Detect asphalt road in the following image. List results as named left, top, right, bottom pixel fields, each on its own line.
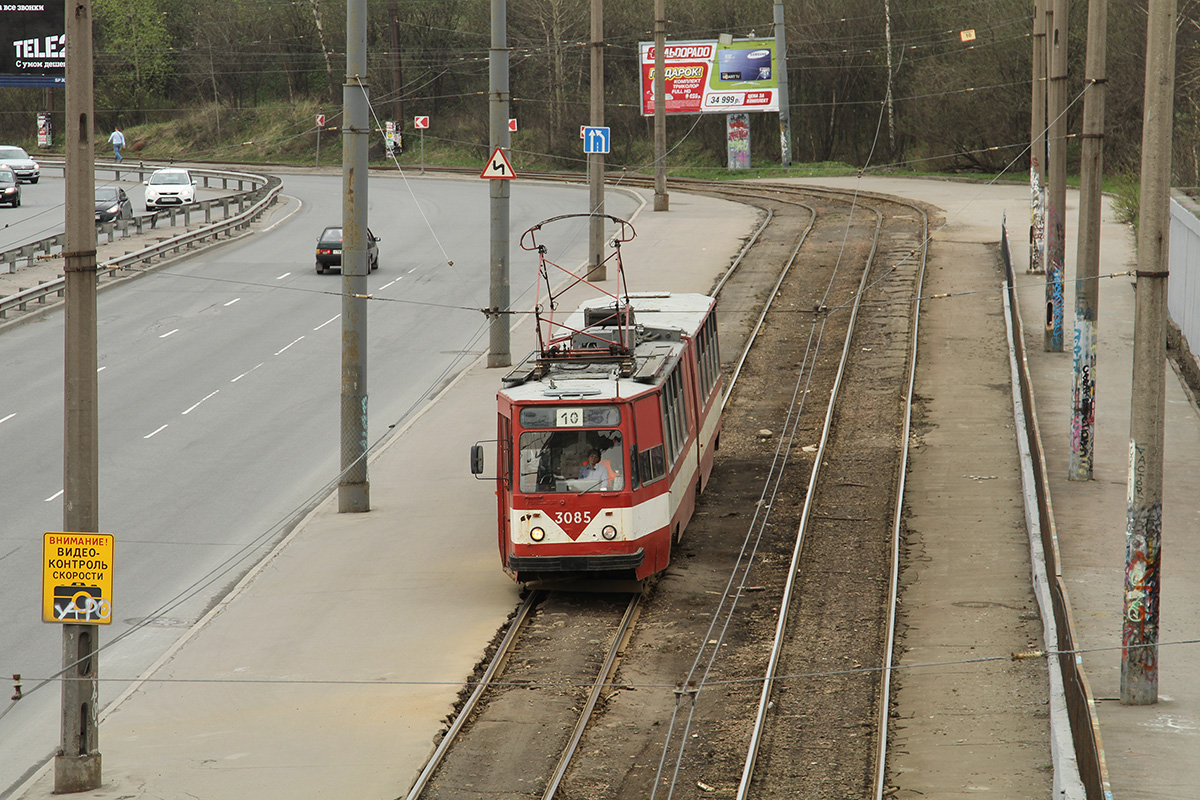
left=0, top=170, right=639, bottom=797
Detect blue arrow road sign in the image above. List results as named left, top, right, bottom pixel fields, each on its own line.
left=583, top=126, right=611, bottom=154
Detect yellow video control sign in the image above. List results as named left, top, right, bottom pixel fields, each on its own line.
left=42, top=532, right=114, bottom=625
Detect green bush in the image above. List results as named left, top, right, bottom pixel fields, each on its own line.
left=1111, top=172, right=1140, bottom=239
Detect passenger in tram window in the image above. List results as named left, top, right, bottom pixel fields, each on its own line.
left=579, top=449, right=617, bottom=489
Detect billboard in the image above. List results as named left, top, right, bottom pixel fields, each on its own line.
left=639, top=39, right=779, bottom=116
left=1, top=3, right=66, bottom=87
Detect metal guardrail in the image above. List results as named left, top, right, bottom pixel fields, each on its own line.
left=1001, top=220, right=1111, bottom=800
left=0, top=167, right=282, bottom=320
left=0, top=162, right=271, bottom=275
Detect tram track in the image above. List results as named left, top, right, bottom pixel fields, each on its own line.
left=626, top=180, right=928, bottom=800
left=406, top=590, right=641, bottom=800
left=401, top=174, right=932, bottom=799
left=721, top=186, right=928, bottom=800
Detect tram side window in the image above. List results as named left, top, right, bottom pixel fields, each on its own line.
left=695, top=313, right=720, bottom=398
left=662, top=368, right=688, bottom=465
left=638, top=444, right=666, bottom=485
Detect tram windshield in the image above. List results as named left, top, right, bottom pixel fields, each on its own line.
left=518, top=429, right=624, bottom=493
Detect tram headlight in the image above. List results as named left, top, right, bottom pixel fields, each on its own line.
left=530, top=526, right=546, bottom=542
left=601, top=525, right=618, bottom=540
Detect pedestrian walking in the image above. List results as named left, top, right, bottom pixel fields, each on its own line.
left=108, top=127, right=125, bottom=162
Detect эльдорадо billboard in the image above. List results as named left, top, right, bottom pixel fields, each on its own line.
left=1, top=2, right=66, bottom=87
left=639, top=39, right=779, bottom=116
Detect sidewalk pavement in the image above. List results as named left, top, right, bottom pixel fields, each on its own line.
left=1018, top=191, right=1200, bottom=797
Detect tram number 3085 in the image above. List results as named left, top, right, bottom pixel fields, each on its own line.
left=555, top=511, right=593, bottom=525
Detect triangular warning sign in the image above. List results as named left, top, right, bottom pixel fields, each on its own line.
left=481, top=147, right=516, bottom=179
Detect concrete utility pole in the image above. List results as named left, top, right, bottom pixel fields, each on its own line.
left=1044, top=0, right=1067, bottom=351
left=588, top=0, right=606, bottom=279
left=774, top=0, right=792, bottom=166
left=487, top=0, right=511, bottom=367
left=1029, top=0, right=1048, bottom=275
left=389, top=0, right=404, bottom=132
left=652, top=0, right=669, bottom=210
left=1069, top=0, right=1108, bottom=481
left=1122, top=0, right=1176, bottom=706
left=339, top=0, right=370, bottom=512
left=57, top=0, right=101, bottom=788
left=882, top=0, right=894, bottom=158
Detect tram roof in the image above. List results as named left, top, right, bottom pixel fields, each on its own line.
left=565, top=292, right=715, bottom=332
left=499, top=292, right=715, bottom=403
left=501, top=374, right=660, bottom=403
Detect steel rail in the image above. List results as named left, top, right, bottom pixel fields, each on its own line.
left=647, top=184, right=872, bottom=800
left=872, top=201, right=929, bottom=800
left=723, top=187, right=930, bottom=800
left=541, top=593, right=641, bottom=799
left=709, top=192, right=817, bottom=409
left=733, top=198, right=885, bottom=799
left=403, top=590, right=543, bottom=800
left=710, top=207, right=773, bottom=299
left=404, top=591, right=639, bottom=800
left=736, top=181, right=934, bottom=798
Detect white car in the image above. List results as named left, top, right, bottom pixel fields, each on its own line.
left=143, top=168, right=197, bottom=210
left=0, top=146, right=40, bottom=183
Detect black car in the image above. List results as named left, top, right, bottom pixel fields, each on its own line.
left=315, top=226, right=380, bottom=274
left=0, top=167, right=20, bottom=207
left=95, top=186, right=133, bottom=222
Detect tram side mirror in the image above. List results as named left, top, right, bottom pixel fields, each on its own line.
left=470, top=444, right=485, bottom=475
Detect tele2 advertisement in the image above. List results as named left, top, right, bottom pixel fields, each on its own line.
left=2, top=3, right=65, bottom=86
left=639, top=39, right=779, bottom=116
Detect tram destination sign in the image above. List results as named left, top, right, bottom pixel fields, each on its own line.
left=638, top=38, right=779, bottom=116
left=42, top=532, right=114, bottom=624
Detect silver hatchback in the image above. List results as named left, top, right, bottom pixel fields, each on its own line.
left=0, top=146, right=40, bottom=184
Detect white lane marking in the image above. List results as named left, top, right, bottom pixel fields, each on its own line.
left=0, top=413, right=15, bottom=425
left=314, top=315, right=340, bottom=331
left=274, top=337, right=304, bottom=356
left=159, top=329, right=180, bottom=339
left=45, top=489, right=63, bottom=502
left=262, top=196, right=302, bottom=233
left=144, top=425, right=168, bottom=439
left=406, top=267, right=418, bottom=274
left=276, top=272, right=291, bottom=280
left=231, top=363, right=264, bottom=382
left=380, top=277, right=401, bottom=290
left=182, top=390, right=220, bottom=415
left=97, top=366, right=107, bottom=373
left=224, top=298, right=241, bottom=307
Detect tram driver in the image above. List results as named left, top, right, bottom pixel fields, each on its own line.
left=579, top=448, right=618, bottom=490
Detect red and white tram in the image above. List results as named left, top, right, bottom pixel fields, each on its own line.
left=471, top=215, right=722, bottom=586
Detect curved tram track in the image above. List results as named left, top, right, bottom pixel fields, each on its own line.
left=405, top=175, right=930, bottom=800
